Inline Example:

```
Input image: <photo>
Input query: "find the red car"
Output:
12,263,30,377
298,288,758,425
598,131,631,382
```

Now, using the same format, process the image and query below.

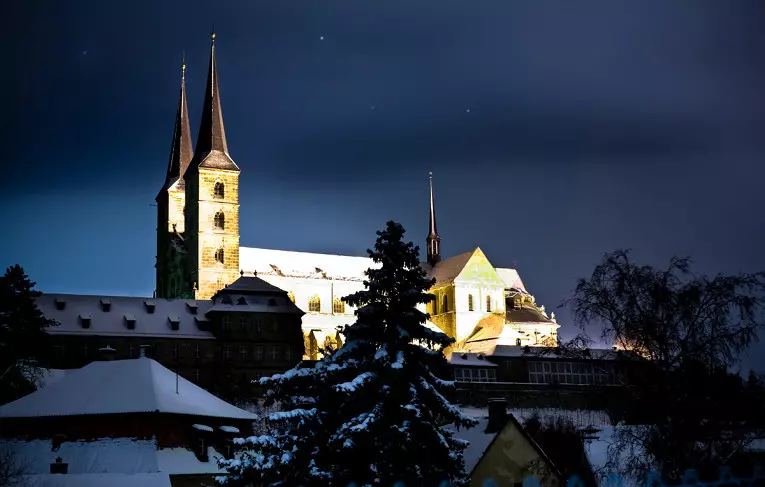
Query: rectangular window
194,344,201,359
254,319,262,332
454,368,463,381
223,346,231,360
269,347,280,361
284,347,292,361
239,346,248,360
239,317,248,330
254,346,263,361
222,316,232,331
487,369,496,381
193,369,201,382
172,344,178,359
198,438,206,456
479,369,487,382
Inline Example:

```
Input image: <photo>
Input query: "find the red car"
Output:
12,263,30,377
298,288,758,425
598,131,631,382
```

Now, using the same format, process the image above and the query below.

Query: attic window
237,296,247,305
169,316,180,331
144,300,156,313
125,314,136,330
79,314,91,329
221,295,233,305
268,298,277,307
54,298,66,310
100,298,111,312
186,302,198,315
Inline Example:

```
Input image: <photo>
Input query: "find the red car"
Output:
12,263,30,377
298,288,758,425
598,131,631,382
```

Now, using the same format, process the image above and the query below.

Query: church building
154,33,560,357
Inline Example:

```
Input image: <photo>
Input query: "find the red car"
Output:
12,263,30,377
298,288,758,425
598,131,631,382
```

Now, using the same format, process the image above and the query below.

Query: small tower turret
426,172,441,266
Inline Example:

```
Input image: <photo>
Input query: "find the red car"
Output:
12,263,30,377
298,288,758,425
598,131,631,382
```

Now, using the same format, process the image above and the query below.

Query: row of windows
52,343,292,362
306,296,346,314
436,294,493,314
220,316,279,332
528,361,623,386
454,367,497,382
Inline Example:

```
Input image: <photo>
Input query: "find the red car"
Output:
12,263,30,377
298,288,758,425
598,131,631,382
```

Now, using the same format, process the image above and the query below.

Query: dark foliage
0,264,59,405
219,221,478,487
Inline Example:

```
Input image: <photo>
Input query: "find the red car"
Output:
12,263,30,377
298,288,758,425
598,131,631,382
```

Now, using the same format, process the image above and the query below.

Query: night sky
3,1,765,371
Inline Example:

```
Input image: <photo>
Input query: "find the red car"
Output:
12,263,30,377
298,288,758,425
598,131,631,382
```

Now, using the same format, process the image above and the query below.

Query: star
319,36,324,41
465,108,471,113
81,50,88,56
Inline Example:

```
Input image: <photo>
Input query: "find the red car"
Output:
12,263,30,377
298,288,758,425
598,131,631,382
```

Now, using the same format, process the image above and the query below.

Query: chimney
50,457,68,474
98,346,117,361
139,345,151,358
486,398,508,434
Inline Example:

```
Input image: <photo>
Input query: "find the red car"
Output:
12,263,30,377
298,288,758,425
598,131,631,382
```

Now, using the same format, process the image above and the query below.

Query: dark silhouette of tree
0,264,59,405
564,250,765,484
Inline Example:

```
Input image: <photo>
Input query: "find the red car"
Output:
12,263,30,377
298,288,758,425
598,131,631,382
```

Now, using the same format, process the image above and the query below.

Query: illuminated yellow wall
470,418,561,487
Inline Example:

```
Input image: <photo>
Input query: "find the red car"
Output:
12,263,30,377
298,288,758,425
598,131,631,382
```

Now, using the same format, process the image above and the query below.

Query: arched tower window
468,294,474,312
215,248,225,264
333,298,345,314
214,181,225,199
486,295,492,312
442,295,448,313
308,295,321,313
214,212,225,230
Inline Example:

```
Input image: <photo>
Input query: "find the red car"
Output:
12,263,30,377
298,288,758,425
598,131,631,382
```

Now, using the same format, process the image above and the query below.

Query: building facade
37,275,304,398
154,34,560,354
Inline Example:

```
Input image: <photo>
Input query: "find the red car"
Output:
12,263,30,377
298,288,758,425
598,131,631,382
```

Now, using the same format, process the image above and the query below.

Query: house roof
423,250,474,285
37,294,214,339
220,275,288,294
506,306,553,324
3,437,233,486
495,268,528,293
0,356,257,419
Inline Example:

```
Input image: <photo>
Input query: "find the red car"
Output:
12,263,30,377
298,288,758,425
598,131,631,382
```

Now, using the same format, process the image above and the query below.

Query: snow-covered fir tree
219,221,478,487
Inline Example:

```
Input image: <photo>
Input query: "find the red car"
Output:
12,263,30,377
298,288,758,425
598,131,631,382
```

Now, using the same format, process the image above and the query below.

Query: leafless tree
563,250,765,484
0,444,33,487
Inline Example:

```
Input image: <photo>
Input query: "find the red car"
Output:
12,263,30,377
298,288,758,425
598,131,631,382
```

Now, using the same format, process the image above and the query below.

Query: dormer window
221,295,233,305
268,298,277,307
169,316,180,331
214,212,225,230
79,314,91,329
215,248,225,264
54,298,66,310
100,298,111,312
144,300,156,313
237,296,247,305
125,314,136,330
213,181,225,199
186,302,198,315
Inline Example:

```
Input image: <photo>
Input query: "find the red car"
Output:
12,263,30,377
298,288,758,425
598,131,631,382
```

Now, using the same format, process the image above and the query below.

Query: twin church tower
155,34,442,300
155,33,241,300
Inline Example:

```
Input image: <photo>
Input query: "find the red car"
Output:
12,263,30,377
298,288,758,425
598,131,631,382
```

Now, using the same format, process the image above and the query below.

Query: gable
471,415,563,487
454,248,507,288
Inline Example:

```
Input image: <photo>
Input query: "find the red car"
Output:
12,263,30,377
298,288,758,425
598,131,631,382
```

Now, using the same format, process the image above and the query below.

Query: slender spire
161,56,193,192
193,30,229,159
426,172,441,266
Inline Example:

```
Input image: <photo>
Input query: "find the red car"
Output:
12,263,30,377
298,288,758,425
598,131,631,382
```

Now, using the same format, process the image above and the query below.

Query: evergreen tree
0,265,59,404
219,221,478,487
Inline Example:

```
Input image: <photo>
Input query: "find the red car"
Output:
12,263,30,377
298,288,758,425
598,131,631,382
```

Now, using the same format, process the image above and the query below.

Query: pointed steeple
160,57,193,193
191,31,238,170
426,172,441,266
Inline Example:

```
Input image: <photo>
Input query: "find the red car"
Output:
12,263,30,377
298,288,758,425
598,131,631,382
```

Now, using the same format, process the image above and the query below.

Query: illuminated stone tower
183,33,241,299
156,58,194,298
426,172,441,266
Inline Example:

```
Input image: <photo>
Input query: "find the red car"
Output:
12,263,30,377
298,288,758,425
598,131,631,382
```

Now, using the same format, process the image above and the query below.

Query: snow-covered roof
449,352,498,367
207,293,304,315
36,294,215,339
0,357,257,419
449,417,497,473
240,247,377,282
423,251,474,285
21,473,172,487
2,437,231,486
495,268,528,292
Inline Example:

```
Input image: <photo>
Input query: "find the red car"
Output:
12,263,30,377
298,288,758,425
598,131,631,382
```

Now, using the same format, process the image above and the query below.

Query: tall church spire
426,172,441,266
194,31,229,159
160,57,193,193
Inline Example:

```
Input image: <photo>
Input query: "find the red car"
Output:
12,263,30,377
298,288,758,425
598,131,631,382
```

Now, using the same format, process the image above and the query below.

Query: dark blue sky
3,1,765,370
